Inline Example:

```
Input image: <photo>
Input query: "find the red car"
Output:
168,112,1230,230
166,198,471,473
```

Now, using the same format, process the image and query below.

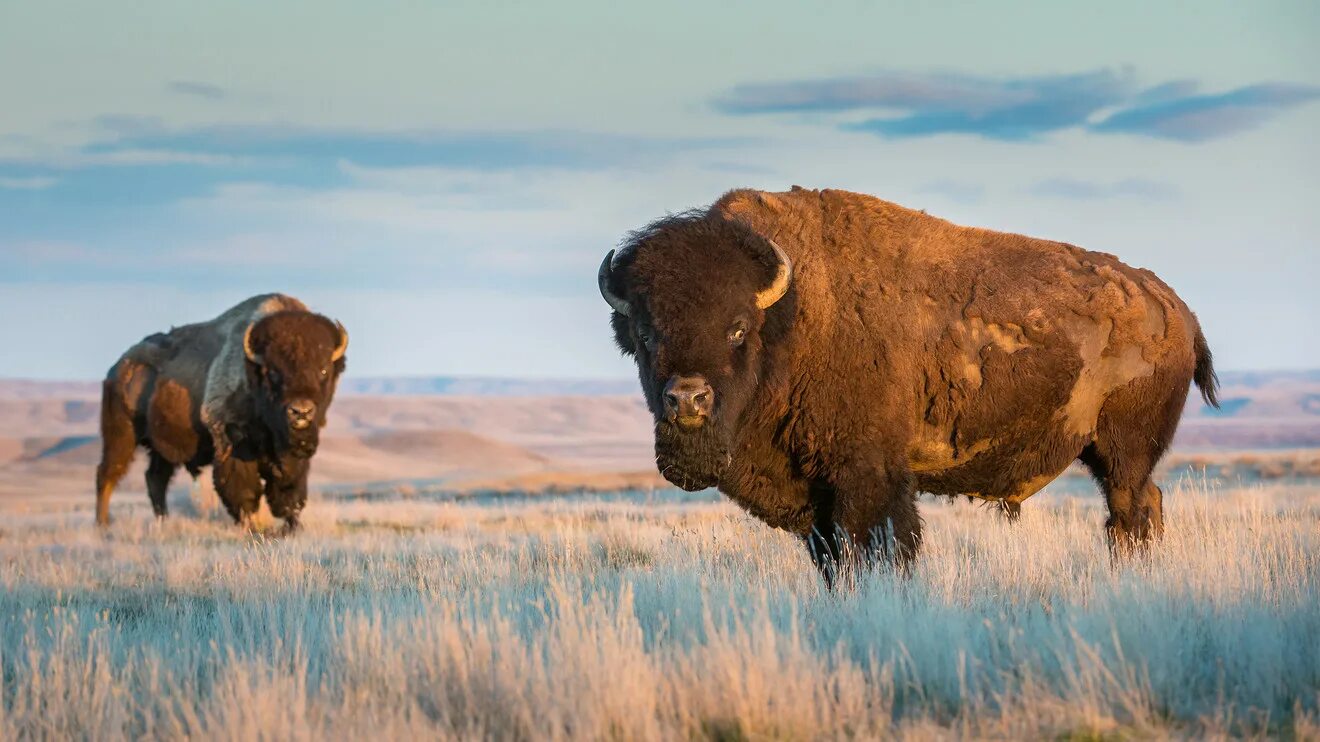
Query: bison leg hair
804,482,845,588
1080,443,1168,557
96,378,138,527
1102,480,1165,556
264,458,309,532
145,451,177,518
996,499,1022,522
1078,361,1186,555
213,455,262,526
815,457,922,580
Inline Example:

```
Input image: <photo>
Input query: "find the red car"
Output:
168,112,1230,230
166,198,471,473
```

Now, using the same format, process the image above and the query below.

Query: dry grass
1,479,1318,740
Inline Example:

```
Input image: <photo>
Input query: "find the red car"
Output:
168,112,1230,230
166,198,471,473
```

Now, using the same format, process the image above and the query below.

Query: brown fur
96,294,348,529
602,187,1218,582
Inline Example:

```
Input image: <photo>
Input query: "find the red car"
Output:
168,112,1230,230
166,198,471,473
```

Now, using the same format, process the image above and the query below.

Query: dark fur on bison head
243,311,348,459
600,212,793,491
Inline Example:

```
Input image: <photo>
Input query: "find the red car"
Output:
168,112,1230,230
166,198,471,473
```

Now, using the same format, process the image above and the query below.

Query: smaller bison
599,187,1218,584
96,293,348,530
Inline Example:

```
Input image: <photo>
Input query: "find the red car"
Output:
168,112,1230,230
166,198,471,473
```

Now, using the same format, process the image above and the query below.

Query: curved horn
243,323,263,365
597,249,632,317
331,320,349,361
754,240,793,309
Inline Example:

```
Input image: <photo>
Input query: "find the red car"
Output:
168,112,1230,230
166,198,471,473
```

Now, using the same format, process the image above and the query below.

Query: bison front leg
213,455,262,527
805,482,846,588
263,457,309,533
827,454,922,576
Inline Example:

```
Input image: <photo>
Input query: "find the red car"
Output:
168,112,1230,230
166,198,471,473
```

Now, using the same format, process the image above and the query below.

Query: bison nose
286,399,316,430
663,375,713,427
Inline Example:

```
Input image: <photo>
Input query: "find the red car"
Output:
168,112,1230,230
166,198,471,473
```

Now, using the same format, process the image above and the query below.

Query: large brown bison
598,187,1218,582
96,294,348,530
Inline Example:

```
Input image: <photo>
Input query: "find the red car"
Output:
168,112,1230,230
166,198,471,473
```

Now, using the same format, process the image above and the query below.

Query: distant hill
0,370,1317,454
339,376,639,397
0,376,639,399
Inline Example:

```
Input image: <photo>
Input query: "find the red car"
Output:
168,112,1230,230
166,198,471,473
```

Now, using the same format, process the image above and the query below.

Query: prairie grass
0,479,1317,739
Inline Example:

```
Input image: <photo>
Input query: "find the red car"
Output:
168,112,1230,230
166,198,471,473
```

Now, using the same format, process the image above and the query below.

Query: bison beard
269,415,319,460
654,421,731,491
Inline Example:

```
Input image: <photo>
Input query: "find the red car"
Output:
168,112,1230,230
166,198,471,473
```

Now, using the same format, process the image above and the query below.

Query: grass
0,479,1317,739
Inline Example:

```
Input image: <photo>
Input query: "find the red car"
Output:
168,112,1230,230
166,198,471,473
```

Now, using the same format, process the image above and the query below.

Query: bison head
599,214,791,491
243,311,348,458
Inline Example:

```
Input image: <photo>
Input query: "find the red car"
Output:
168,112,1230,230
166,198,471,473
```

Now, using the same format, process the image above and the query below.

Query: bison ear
243,323,264,366
611,311,636,356
331,320,349,362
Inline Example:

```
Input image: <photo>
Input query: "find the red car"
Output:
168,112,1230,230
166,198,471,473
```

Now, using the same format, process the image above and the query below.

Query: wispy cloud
0,121,755,218
166,80,227,100
77,119,749,171
1090,83,1320,141
1027,177,1179,200
715,69,1320,142
0,175,58,190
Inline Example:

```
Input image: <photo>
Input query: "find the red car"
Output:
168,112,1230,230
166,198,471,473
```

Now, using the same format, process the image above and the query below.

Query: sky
1,0,1317,379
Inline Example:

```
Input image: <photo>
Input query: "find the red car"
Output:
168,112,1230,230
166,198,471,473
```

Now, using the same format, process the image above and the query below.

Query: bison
598,187,1218,582
95,293,348,530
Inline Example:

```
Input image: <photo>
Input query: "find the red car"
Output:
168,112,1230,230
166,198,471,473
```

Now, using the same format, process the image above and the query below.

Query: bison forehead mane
249,311,342,367
618,210,782,320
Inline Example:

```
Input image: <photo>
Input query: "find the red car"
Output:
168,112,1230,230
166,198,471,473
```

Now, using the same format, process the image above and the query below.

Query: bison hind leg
1079,443,1170,557
1080,367,1187,555
97,376,139,527
145,451,177,518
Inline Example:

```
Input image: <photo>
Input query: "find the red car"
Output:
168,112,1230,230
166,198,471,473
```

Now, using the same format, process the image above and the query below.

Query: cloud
715,69,1320,142
0,121,754,221
78,119,749,171
0,175,57,190
716,69,1134,140
1027,177,1179,200
166,81,227,100
1091,83,1320,141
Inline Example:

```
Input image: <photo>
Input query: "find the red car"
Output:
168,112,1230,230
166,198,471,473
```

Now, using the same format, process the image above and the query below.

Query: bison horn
754,240,793,309
598,249,632,317
243,324,263,365
331,320,349,361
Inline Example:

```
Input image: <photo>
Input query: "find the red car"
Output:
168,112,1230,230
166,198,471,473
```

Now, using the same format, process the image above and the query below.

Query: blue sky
1,1,1317,379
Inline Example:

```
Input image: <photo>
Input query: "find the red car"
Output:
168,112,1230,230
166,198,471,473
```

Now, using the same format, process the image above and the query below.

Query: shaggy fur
96,294,348,529
602,187,1218,583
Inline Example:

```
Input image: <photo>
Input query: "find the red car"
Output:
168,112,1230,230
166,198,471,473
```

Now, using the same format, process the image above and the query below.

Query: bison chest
718,458,814,534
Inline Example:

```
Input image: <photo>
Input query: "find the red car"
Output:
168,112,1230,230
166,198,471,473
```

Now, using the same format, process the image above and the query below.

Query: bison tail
1192,319,1220,409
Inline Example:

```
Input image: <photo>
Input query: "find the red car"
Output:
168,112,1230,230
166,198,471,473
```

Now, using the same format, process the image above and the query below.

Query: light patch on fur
1137,280,1172,346
950,318,1036,387
118,360,152,414
908,436,993,473
1003,471,1061,504
959,471,1059,503
1060,314,1156,436
954,318,1032,355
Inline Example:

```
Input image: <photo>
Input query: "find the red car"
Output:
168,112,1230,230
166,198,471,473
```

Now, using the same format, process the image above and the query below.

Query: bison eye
320,367,329,378
728,322,747,347
267,369,282,385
